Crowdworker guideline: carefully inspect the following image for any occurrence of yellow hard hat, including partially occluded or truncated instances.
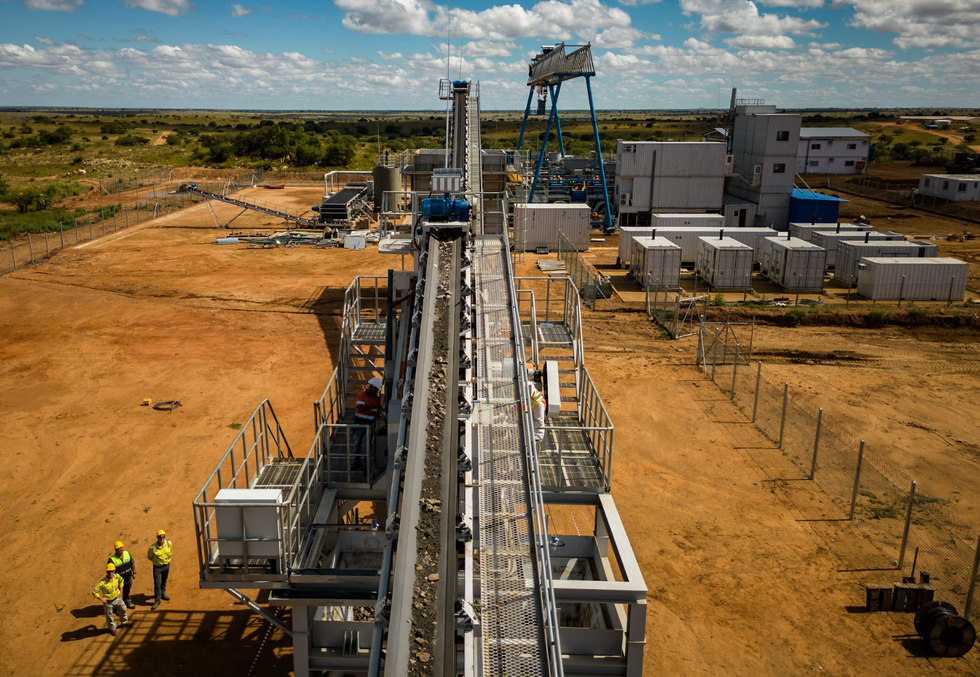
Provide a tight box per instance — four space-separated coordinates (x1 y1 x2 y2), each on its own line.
113 541 125 550
156 529 166 536
106 563 116 571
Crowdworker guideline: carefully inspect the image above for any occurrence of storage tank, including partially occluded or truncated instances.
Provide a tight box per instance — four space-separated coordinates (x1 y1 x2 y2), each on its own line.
856 257 969 301
810 230 905 269
617 226 655 266
629 237 682 288
760 236 827 290
372 165 401 212
788 222 872 242
513 203 591 252
834 241 939 286
650 213 724 228
696 237 754 290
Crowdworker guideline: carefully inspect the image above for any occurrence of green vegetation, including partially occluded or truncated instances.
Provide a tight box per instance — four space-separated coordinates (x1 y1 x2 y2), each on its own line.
864 308 893 328
711 293 727 307
785 308 807 327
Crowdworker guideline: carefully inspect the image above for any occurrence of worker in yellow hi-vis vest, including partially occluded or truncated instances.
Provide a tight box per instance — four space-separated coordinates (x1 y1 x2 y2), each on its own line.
93 563 129 636
147 529 173 611
108 540 136 609
528 380 546 442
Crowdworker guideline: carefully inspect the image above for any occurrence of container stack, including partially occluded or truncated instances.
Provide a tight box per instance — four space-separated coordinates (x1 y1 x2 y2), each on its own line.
789 222 873 242
810 230 905 269
696 237 754 291
834 241 939 286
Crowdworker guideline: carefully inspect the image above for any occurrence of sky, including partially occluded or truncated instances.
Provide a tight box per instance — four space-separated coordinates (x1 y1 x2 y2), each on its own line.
0 0 978 111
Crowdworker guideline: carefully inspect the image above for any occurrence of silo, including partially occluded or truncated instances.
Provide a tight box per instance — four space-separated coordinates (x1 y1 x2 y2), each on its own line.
372 165 401 212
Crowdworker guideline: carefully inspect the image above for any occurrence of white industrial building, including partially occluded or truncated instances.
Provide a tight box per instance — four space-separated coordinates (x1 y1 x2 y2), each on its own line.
796 128 870 175
918 174 980 202
614 141 727 226
726 104 801 231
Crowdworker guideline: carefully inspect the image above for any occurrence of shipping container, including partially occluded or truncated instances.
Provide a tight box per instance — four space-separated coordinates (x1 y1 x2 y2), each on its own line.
788 222 872 242
650 213 724 228
650 176 725 211
649 226 775 263
856 257 969 301
834 241 938 286
629 237 682 288
722 195 757 229
760 236 827 290
617 226 655 266
810 230 904 268
721 227 777 259
616 141 725 178
513 203 591 252
695 237 754 290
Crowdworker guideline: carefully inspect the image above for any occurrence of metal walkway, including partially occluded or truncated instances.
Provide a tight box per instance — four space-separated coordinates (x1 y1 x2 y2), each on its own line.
472 236 556 677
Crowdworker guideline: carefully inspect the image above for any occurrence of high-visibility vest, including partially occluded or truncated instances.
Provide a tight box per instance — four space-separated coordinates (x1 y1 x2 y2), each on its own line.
148 540 173 566
93 574 125 601
108 551 133 577
355 391 381 420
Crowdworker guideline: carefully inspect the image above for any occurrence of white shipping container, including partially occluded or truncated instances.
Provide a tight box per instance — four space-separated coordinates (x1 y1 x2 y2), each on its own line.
834 241 938 285
788 222 872 242
651 213 724 228
616 141 725 178
513 203 591 252
810 230 905 268
857 257 969 301
696 237 754 290
629 237 682 288
650 227 724 262
650 176 725 211
721 227 777 260
760 236 827 289
617 226 655 266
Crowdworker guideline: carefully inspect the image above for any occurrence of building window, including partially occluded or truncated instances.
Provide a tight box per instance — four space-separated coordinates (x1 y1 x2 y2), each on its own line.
811 143 821 149
773 163 786 173
924 178 931 187
845 160 855 167
943 181 950 190
848 143 857 149
959 183 967 192
776 131 789 141
809 160 819 167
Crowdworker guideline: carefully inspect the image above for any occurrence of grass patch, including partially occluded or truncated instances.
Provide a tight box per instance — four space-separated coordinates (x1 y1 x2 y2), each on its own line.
865 308 893 328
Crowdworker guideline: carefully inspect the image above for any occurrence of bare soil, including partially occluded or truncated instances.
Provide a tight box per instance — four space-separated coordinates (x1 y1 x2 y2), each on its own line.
2 187 978 676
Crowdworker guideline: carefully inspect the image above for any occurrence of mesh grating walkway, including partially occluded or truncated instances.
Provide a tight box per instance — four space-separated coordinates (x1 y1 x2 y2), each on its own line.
473 237 547 676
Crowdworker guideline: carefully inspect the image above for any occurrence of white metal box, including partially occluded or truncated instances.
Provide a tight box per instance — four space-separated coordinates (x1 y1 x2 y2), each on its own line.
214 488 284 559
810 230 905 268
629 236 682 288
696 237 754 290
760 236 827 290
650 213 724 228
617 226 654 266
788 222 872 242
513 203 591 252
833 241 939 286
857 257 969 301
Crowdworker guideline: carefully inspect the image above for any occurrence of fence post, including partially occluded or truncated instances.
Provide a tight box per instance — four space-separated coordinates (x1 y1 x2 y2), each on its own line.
898 274 905 307
59 221 65 249
965 534 980 621
752 361 762 423
730 343 739 400
44 232 49 259
778 382 789 449
101 211 106 237
88 215 93 241
28 234 34 266
10 241 16 271
74 218 79 244
810 408 823 479
125 207 129 229
710 327 720 382
673 296 679 338
897 480 917 570
848 440 865 519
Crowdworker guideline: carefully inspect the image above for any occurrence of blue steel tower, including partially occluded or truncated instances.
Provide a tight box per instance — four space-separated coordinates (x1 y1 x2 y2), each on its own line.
516 43 614 233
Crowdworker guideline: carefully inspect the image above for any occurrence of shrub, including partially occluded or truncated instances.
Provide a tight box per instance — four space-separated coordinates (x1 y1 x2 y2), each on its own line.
115 135 150 147
786 308 806 327
865 308 893 328
905 304 928 322
711 293 727 307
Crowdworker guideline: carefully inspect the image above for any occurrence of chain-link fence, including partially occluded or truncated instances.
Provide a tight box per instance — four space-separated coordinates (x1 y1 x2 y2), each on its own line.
646 289 708 339
1 189 217 275
557 233 612 310
702 323 980 667
818 175 980 225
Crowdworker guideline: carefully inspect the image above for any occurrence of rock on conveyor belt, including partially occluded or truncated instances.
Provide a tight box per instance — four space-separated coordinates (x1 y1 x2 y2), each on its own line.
408 239 453 676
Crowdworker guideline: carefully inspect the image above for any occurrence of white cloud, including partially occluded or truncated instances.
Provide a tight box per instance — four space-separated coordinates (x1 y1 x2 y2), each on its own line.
123 0 194 16
757 0 822 6
618 0 661 5
34 36 56 45
231 3 251 17
592 26 646 48
23 0 82 10
333 0 634 42
835 0 980 49
725 34 796 48
434 40 517 57
379 51 404 60
680 0 826 36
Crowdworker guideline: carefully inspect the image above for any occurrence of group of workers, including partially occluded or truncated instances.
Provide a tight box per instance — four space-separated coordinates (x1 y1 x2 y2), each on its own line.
91 530 174 636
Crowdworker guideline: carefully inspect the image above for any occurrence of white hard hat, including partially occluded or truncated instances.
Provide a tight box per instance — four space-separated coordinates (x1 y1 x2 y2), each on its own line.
368 377 383 390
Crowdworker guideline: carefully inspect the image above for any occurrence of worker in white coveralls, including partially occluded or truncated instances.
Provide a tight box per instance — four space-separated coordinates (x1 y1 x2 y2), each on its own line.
528 380 546 442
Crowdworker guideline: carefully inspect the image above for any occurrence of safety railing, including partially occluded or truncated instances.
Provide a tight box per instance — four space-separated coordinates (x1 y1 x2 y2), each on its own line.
193 399 296 584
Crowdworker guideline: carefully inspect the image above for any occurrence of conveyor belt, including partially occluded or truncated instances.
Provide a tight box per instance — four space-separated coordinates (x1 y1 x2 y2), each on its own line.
472 237 550 676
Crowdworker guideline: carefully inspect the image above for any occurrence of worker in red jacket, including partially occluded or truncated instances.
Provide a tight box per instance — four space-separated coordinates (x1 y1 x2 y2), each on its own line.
352 377 383 469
